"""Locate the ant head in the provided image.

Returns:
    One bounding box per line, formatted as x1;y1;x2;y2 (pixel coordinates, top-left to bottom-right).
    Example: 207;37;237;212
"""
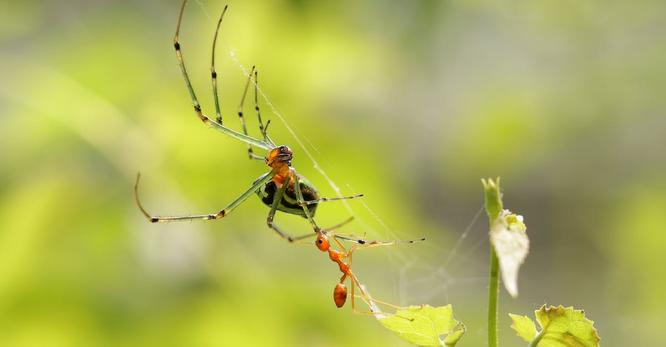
265;145;293;167
315;232;329;252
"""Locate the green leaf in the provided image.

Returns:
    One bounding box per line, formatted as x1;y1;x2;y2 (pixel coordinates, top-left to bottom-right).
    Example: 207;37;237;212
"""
509;305;601;347
379;305;465;346
509;313;538;342
534;305;601;347
442;324;465;346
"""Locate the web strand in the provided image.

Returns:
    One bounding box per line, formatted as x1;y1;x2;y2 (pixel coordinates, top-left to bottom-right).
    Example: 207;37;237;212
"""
442;205;484;269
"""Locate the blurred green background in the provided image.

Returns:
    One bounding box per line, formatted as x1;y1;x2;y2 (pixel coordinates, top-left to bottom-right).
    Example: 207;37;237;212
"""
1;0;665;346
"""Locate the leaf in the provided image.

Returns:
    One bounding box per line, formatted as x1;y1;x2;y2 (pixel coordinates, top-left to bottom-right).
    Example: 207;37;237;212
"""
509;305;601;347
379;305;465;346
509;313;538;342
442;323;465;346
534;305;601;347
483;178;529;297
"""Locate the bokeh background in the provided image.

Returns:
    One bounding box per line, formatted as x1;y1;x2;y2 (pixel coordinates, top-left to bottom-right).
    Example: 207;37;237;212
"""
1;0;665;346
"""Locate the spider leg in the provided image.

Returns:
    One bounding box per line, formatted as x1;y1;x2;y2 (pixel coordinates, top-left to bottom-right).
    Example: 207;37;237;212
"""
134;172;273;223
266;180;313;242
210;5;228;124
292;170;321;232
322;216;355;232
302;194;364;205
253;69;275;145
237;66;265;160
174;0;271;150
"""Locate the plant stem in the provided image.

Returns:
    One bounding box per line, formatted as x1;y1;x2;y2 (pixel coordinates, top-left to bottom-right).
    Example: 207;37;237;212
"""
482;178;502;347
488;245;500;347
528;329;545;347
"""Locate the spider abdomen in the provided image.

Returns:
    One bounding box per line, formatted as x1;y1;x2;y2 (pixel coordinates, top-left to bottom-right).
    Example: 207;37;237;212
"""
256;175;319;218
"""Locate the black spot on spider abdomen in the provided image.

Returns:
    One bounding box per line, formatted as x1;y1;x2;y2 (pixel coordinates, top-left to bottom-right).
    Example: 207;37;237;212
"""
259;181;279;206
256;180;319;218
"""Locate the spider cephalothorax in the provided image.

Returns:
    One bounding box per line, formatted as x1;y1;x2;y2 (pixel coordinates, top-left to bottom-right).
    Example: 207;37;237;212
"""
266;145;293;167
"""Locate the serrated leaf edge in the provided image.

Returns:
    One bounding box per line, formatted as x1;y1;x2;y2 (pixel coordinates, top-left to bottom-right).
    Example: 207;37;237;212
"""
516;305;602;347
508;313;537;343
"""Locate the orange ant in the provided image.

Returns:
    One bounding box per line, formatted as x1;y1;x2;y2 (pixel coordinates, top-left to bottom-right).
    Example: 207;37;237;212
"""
313;223;425;311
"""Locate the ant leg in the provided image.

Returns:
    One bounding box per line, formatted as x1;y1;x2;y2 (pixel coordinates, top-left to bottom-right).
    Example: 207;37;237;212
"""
290;217;356;245
333;233;426;248
350;275;410;312
237;66;265;160
347;274;385;316
351;276;356;312
134;171;272;223
174;0;270;150
345;245;417;316
210;5;228;124
346;246;420;318
302;194;364;205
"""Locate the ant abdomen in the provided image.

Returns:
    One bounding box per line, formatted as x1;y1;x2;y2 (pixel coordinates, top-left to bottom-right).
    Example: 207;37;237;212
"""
334;283;348;308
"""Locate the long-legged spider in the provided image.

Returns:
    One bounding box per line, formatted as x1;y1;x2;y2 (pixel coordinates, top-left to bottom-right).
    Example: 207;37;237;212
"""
134;0;424;311
134;0;363;242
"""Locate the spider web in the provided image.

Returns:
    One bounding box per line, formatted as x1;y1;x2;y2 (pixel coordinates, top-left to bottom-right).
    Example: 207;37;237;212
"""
194;1;489;308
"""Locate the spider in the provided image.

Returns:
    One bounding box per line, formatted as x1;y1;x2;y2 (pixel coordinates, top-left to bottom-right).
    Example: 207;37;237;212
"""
134;0;364;242
134;0;424;311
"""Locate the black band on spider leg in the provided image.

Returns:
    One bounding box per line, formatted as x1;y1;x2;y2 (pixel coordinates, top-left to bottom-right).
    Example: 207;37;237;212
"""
211;71;217;78
174;42;180;50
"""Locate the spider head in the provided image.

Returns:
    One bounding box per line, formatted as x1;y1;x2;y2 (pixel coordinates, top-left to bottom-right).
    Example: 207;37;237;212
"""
266;145;293;167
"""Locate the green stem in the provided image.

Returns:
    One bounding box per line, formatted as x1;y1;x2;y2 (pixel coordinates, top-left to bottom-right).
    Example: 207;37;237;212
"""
488;245;500;347
528;329;545;347
482;178;503;347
